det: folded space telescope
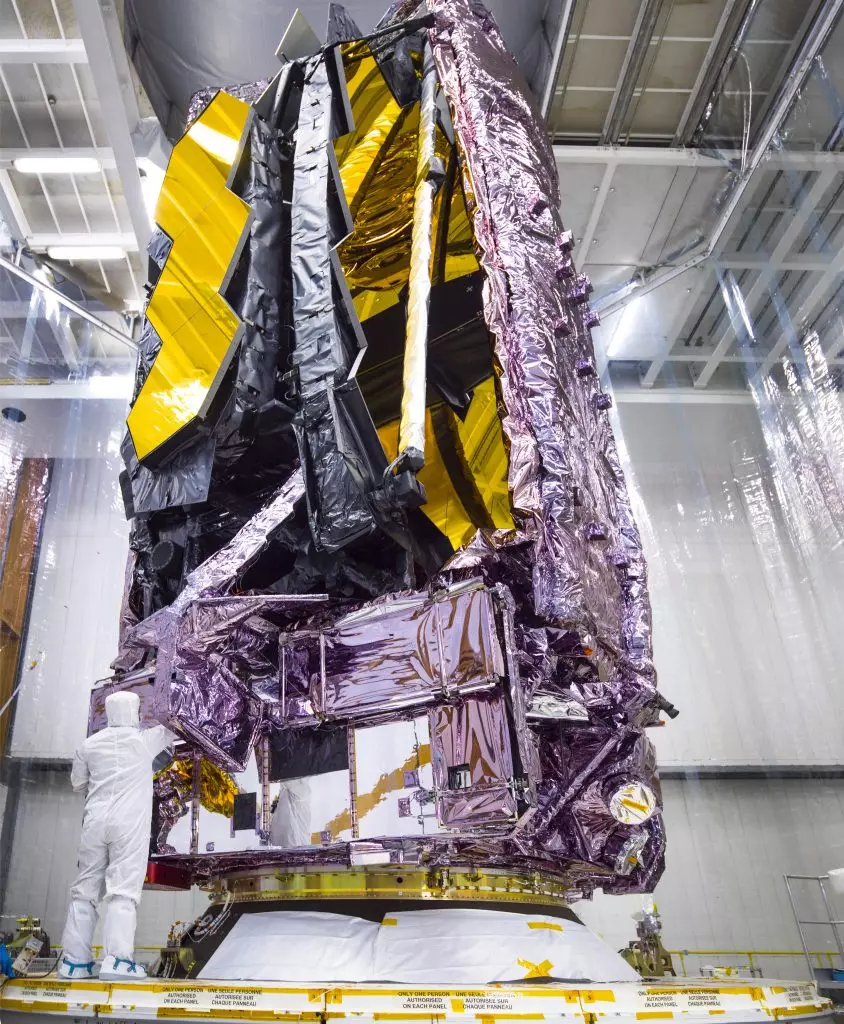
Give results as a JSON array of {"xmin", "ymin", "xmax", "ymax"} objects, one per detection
[{"xmin": 101, "ymin": 0, "xmax": 669, "ymax": 905}]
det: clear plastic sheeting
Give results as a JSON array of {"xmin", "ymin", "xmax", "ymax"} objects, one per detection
[{"xmin": 0, "ymin": 255, "xmax": 141, "ymax": 926}]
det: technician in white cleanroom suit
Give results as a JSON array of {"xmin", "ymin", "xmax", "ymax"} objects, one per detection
[{"xmin": 59, "ymin": 691, "xmax": 177, "ymax": 981}]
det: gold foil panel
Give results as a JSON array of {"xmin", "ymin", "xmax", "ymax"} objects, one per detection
[
  {"xmin": 379, "ymin": 378, "xmax": 513, "ymax": 547},
  {"xmin": 335, "ymin": 44, "xmax": 478, "ymax": 325},
  {"xmin": 127, "ymin": 90, "xmax": 252, "ymax": 462}
]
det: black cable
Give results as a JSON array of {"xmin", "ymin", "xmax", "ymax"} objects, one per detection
[{"xmin": 16, "ymin": 947, "xmax": 64, "ymax": 980}]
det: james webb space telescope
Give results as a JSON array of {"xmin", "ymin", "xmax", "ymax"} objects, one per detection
[{"xmin": 90, "ymin": 0, "xmax": 674, "ymax": 913}]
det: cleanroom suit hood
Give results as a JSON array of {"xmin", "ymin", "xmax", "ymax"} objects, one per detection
[{"xmin": 61, "ymin": 692, "xmax": 177, "ymax": 967}]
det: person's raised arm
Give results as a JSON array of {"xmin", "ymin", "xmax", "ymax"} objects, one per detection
[
  {"xmin": 141, "ymin": 723, "xmax": 180, "ymax": 759},
  {"xmin": 70, "ymin": 746, "xmax": 89, "ymax": 793}
]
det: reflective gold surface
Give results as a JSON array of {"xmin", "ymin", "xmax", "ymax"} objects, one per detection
[
  {"xmin": 379, "ymin": 379, "xmax": 513, "ymax": 548},
  {"xmin": 128, "ymin": 90, "xmax": 252, "ymax": 463},
  {"xmin": 209, "ymin": 865, "xmax": 573, "ymax": 907},
  {"xmin": 335, "ymin": 44, "xmax": 478, "ymax": 325},
  {"xmin": 156, "ymin": 756, "xmax": 240, "ymax": 817},
  {"xmin": 454, "ymin": 378, "xmax": 513, "ymax": 531}
]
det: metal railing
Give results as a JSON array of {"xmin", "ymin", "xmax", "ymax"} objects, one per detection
[
  {"xmin": 669, "ymin": 948, "xmax": 841, "ymax": 978},
  {"xmin": 784, "ymin": 873, "xmax": 844, "ymax": 980}
]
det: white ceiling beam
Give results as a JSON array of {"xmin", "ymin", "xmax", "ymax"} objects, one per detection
[
  {"xmin": 0, "ymin": 147, "xmax": 114, "ymax": 169},
  {"xmin": 553, "ymin": 145, "xmax": 844, "ymax": 172},
  {"xmin": 600, "ymin": 0, "xmax": 665, "ymax": 145},
  {"xmin": 73, "ymin": 0, "xmax": 150, "ymax": 255},
  {"xmin": 615, "ymin": 385, "xmax": 753, "ymax": 405},
  {"xmin": 0, "ymin": 378, "xmax": 133, "ymax": 400},
  {"xmin": 638, "ymin": 171, "xmax": 775, "ymax": 387},
  {"xmin": 755, "ymin": 245, "xmax": 844, "ymax": 376},
  {"xmin": 50, "ymin": 318, "xmax": 81, "ymax": 372},
  {"xmin": 0, "ymin": 168, "xmax": 30, "ymax": 242},
  {"xmin": 718, "ymin": 253, "xmax": 836, "ymax": 272},
  {"xmin": 0, "ymin": 38, "xmax": 87, "ymax": 63},
  {"xmin": 587, "ymin": 253, "xmax": 840, "ymax": 273},
  {"xmin": 655, "ymin": 352, "xmax": 844, "ymax": 365},
  {"xmin": 640, "ymin": 264, "xmax": 713, "ymax": 387},
  {"xmin": 695, "ymin": 168, "xmax": 839, "ymax": 388},
  {"xmin": 576, "ymin": 163, "xmax": 615, "ymax": 264},
  {"xmin": 540, "ymin": 0, "xmax": 576, "ymax": 120},
  {"xmin": 0, "ymin": 252, "xmax": 135, "ymax": 349},
  {"xmin": 0, "ymin": 268, "xmax": 74, "ymax": 372},
  {"xmin": 672, "ymin": 0, "xmax": 754, "ymax": 146},
  {"xmin": 26, "ymin": 231, "xmax": 138, "ymax": 251},
  {"xmin": 0, "ymin": 302, "xmax": 42, "ymax": 317}
]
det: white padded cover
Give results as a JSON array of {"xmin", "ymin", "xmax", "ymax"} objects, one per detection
[
  {"xmin": 198, "ymin": 907, "xmax": 637, "ymax": 984},
  {"xmin": 373, "ymin": 909, "xmax": 639, "ymax": 983},
  {"xmin": 198, "ymin": 911, "xmax": 379, "ymax": 982}
]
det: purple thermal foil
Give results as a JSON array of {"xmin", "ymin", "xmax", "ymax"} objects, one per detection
[
  {"xmin": 279, "ymin": 586, "xmax": 504, "ymax": 720},
  {"xmin": 108, "ymin": 0, "xmax": 668, "ymax": 899},
  {"xmin": 430, "ymin": 695, "xmax": 518, "ymax": 828},
  {"xmin": 428, "ymin": 0, "xmax": 654, "ymax": 671}
]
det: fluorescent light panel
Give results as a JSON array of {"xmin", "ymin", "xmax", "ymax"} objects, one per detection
[
  {"xmin": 13, "ymin": 156, "xmax": 101, "ymax": 175},
  {"xmin": 47, "ymin": 245, "xmax": 126, "ymax": 261}
]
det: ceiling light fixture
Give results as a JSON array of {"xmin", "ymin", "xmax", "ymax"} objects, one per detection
[
  {"xmin": 47, "ymin": 245, "xmax": 126, "ymax": 261},
  {"xmin": 13, "ymin": 156, "xmax": 101, "ymax": 175}
]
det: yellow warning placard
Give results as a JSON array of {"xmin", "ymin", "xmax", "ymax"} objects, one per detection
[
  {"xmin": 759, "ymin": 984, "xmax": 831, "ymax": 1018},
  {"xmin": 328, "ymin": 986, "xmax": 585, "ymax": 1020},
  {"xmin": 0, "ymin": 976, "xmax": 833, "ymax": 1022},
  {"xmin": 582, "ymin": 985, "xmax": 766, "ymax": 1020},
  {"xmin": 0, "ymin": 977, "xmax": 107, "ymax": 1015},
  {"xmin": 106, "ymin": 982, "xmax": 319, "ymax": 1020}
]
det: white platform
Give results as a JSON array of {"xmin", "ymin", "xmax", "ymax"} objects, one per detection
[{"xmin": 0, "ymin": 974, "xmax": 832, "ymax": 1024}]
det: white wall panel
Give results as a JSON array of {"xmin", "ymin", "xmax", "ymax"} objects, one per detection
[
  {"xmin": 9, "ymin": 453, "xmax": 129, "ymax": 760},
  {"xmin": 615, "ymin": 403, "xmax": 844, "ymax": 766}
]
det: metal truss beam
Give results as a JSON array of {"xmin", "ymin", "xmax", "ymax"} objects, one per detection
[
  {"xmin": 696, "ymin": 168, "xmax": 838, "ymax": 387},
  {"xmin": 0, "ymin": 252, "xmax": 135, "ymax": 349},
  {"xmin": 0, "ymin": 272, "xmax": 81, "ymax": 372},
  {"xmin": 0, "ymin": 38, "xmax": 87, "ymax": 63},
  {"xmin": 567, "ymin": 0, "xmax": 844, "ymax": 329},
  {"xmin": 25, "ymin": 231, "xmax": 138, "ymax": 251},
  {"xmin": 640, "ymin": 264, "xmax": 714, "ymax": 387},
  {"xmin": 638, "ymin": 168, "xmax": 779, "ymax": 387},
  {"xmin": 0, "ymin": 169, "xmax": 30, "ymax": 243},
  {"xmin": 576, "ymin": 163, "xmax": 615, "ymax": 263},
  {"xmin": 72, "ymin": 0, "xmax": 149, "ymax": 255},
  {"xmin": 756, "ymin": 241, "xmax": 844, "ymax": 376},
  {"xmin": 554, "ymin": 145, "xmax": 844, "ymax": 172},
  {"xmin": 748, "ymin": 0, "xmax": 827, "ymax": 149},
  {"xmin": 540, "ymin": 0, "xmax": 577, "ymax": 120},
  {"xmin": 600, "ymin": 0, "xmax": 665, "ymax": 144},
  {"xmin": 672, "ymin": 0, "xmax": 755, "ymax": 147},
  {"xmin": 49, "ymin": 317, "xmax": 81, "ymax": 371}
]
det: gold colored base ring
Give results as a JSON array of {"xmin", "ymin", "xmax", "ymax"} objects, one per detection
[{"xmin": 207, "ymin": 866, "xmax": 573, "ymax": 908}]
